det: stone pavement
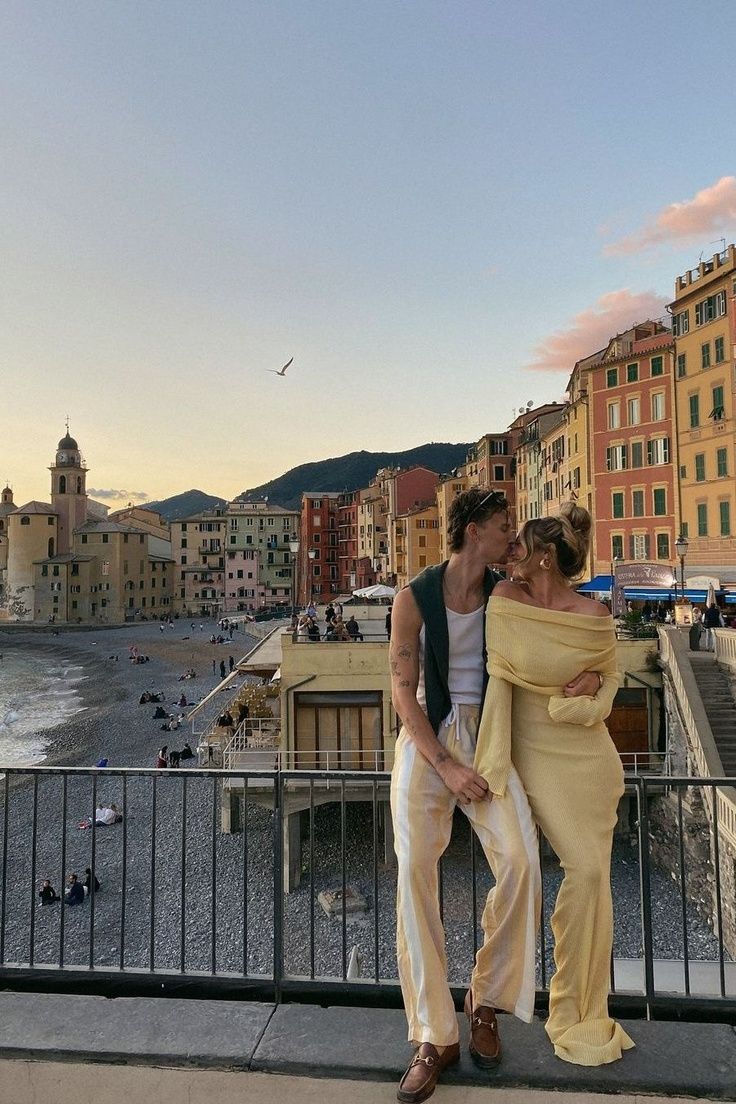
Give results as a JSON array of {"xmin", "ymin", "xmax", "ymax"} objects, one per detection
[
  {"xmin": 0, "ymin": 992, "xmax": 734, "ymax": 1101},
  {"xmin": 0, "ymin": 1065, "xmax": 726, "ymax": 1104}
]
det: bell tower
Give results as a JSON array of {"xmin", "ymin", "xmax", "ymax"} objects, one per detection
[{"xmin": 50, "ymin": 421, "xmax": 88, "ymax": 554}]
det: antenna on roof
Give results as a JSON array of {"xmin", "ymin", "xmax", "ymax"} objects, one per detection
[{"xmin": 711, "ymin": 237, "xmax": 726, "ymax": 252}]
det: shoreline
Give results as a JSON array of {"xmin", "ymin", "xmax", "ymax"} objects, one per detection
[{"xmin": 0, "ymin": 620, "xmax": 259, "ymax": 770}]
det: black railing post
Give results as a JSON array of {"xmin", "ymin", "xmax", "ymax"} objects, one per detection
[
  {"xmin": 273, "ymin": 771, "xmax": 284, "ymax": 1003},
  {"xmin": 636, "ymin": 777, "xmax": 656, "ymax": 1019}
]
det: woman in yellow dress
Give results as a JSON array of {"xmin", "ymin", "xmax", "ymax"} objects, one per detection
[{"xmin": 475, "ymin": 503, "xmax": 635, "ymax": 1066}]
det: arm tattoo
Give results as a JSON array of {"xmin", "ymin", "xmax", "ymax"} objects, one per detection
[
  {"xmin": 398, "ymin": 679, "xmax": 410, "ymax": 687},
  {"xmin": 397, "ymin": 644, "xmax": 413, "ymax": 660},
  {"xmin": 435, "ymin": 750, "xmax": 450, "ymax": 766}
]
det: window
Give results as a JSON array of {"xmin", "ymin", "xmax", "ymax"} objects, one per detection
[
  {"xmin": 695, "ymin": 453, "xmax": 705, "ymax": 482},
  {"xmin": 651, "ymin": 393, "xmax": 665, "ymax": 421},
  {"xmin": 612, "ymin": 492, "xmax": 624, "ymax": 519},
  {"xmin": 648, "ymin": 437, "xmax": 670, "ymax": 465},
  {"xmin": 720, "ymin": 501, "xmax": 731, "ymax": 536},
  {"xmin": 20, "ymin": 516, "xmax": 30, "ymax": 525},
  {"xmin": 81, "ymin": 533, "xmax": 87, "ymax": 543},
  {"xmin": 701, "ymin": 343, "xmax": 710, "ymax": 369},
  {"xmin": 656, "ymin": 533, "xmax": 670, "ymax": 559},
  {"xmin": 493, "ymin": 464, "xmax": 505, "ymax": 480},
  {"xmin": 717, "ymin": 448, "xmax": 728, "ymax": 477},
  {"xmin": 715, "ymin": 336, "xmax": 725, "ymax": 363},
  {"xmin": 711, "ymin": 385, "xmax": 725, "ymax": 420},
  {"xmin": 653, "ymin": 488, "xmax": 666, "ymax": 515},
  {"xmin": 697, "ymin": 503, "xmax": 708, "ymax": 536},
  {"xmin": 606, "ymin": 367, "xmax": 618, "ymax": 387},
  {"xmin": 611, "ymin": 535, "xmax": 624, "ymax": 559},
  {"xmin": 632, "ymin": 490, "xmax": 644, "ymax": 517},
  {"xmin": 606, "ymin": 444, "xmax": 627, "ymax": 471},
  {"xmin": 650, "ymin": 355, "xmax": 664, "ymax": 377},
  {"xmin": 607, "ymin": 401, "xmax": 620, "ymax": 429},
  {"xmin": 627, "ymin": 397, "xmax": 640, "ymax": 425},
  {"xmin": 695, "ymin": 290, "xmax": 726, "ymax": 325},
  {"xmin": 41, "ymin": 565, "xmax": 48, "ymax": 577},
  {"xmin": 671, "ymin": 309, "xmax": 689, "ymax": 337},
  {"xmin": 681, "ymin": 521, "xmax": 689, "ymax": 537},
  {"xmin": 626, "ymin": 362, "xmax": 638, "ymax": 382},
  {"xmin": 631, "ymin": 534, "xmax": 650, "ymax": 560},
  {"xmin": 677, "ymin": 353, "xmax": 687, "ymax": 378},
  {"xmin": 631, "ymin": 441, "xmax": 643, "ymax": 468},
  {"xmin": 689, "ymin": 394, "xmax": 700, "ymax": 427}
]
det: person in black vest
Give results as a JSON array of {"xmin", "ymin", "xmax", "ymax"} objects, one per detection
[{"xmin": 390, "ymin": 487, "xmax": 601, "ymax": 1102}]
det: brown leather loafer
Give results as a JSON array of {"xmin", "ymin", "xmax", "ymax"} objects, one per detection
[
  {"xmin": 464, "ymin": 989, "xmax": 502, "ymax": 1068},
  {"xmin": 397, "ymin": 1042, "xmax": 460, "ymax": 1103}
]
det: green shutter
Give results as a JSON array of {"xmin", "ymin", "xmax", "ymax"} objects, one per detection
[{"xmin": 720, "ymin": 501, "xmax": 731, "ymax": 536}]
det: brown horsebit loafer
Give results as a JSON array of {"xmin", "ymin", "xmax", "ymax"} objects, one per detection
[
  {"xmin": 464, "ymin": 989, "xmax": 502, "ymax": 1068},
  {"xmin": 397, "ymin": 1041, "xmax": 460, "ymax": 1103}
]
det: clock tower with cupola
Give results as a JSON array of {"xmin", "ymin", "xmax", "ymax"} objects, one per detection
[{"xmin": 50, "ymin": 425, "xmax": 88, "ymax": 554}]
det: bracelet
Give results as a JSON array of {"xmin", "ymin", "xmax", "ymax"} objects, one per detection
[{"xmin": 596, "ymin": 672, "xmax": 604, "ymax": 690}]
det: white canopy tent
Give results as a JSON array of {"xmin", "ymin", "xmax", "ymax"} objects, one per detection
[{"xmin": 352, "ymin": 584, "xmax": 396, "ymax": 600}]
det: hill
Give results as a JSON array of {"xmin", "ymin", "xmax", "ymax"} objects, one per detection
[
  {"xmin": 146, "ymin": 489, "xmax": 226, "ymax": 522},
  {"xmin": 237, "ymin": 442, "xmax": 472, "ymax": 510},
  {"xmin": 147, "ymin": 442, "xmax": 471, "ymax": 519}
]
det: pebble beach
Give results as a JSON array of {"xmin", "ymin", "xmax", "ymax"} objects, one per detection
[{"xmin": 0, "ymin": 621, "xmax": 726, "ymax": 987}]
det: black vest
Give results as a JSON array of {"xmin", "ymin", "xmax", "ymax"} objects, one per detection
[{"xmin": 409, "ymin": 561, "xmax": 500, "ymax": 735}]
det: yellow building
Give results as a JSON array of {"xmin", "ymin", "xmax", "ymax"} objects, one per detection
[
  {"xmin": 394, "ymin": 503, "xmax": 442, "ymax": 589},
  {"xmin": 670, "ymin": 244, "xmax": 736, "ymax": 573},
  {"xmin": 539, "ymin": 410, "xmax": 567, "ymax": 518}
]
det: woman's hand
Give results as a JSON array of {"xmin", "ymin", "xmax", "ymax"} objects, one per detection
[{"xmin": 563, "ymin": 670, "xmax": 601, "ymax": 697}]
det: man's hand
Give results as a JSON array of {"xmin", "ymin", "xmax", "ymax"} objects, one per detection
[
  {"xmin": 563, "ymin": 670, "xmax": 601, "ymax": 698},
  {"xmin": 435, "ymin": 751, "xmax": 491, "ymax": 804}
]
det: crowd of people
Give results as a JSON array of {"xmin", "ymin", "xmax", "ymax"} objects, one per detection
[{"xmin": 290, "ymin": 599, "xmax": 393, "ymax": 643}]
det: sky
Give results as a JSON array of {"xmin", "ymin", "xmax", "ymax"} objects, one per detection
[{"xmin": 2, "ymin": 1, "xmax": 736, "ymax": 506}]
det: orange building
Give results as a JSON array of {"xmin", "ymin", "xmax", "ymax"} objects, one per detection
[{"xmin": 589, "ymin": 322, "xmax": 678, "ymax": 577}]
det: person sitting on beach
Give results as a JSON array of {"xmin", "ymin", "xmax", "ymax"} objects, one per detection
[
  {"xmin": 177, "ymin": 693, "xmax": 188, "ymax": 708},
  {"xmin": 65, "ymin": 874, "xmax": 85, "ymax": 906},
  {"xmin": 153, "ymin": 705, "xmax": 168, "ymax": 719},
  {"xmin": 168, "ymin": 749, "xmax": 181, "ymax": 768},
  {"xmin": 96, "ymin": 757, "xmax": 109, "ymax": 768},
  {"xmin": 217, "ymin": 710, "xmax": 234, "ymax": 729},
  {"xmin": 156, "ymin": 746, "xmax": 168, "ymax": 768},
  {"xmin": 38, "ymin": 879, "xmax": 60, "ymax": 905},
  {"xmin": 179, "ymin": 742, "xmax": 194, "ymax": 761},
  {"xmin": 109, "ymin": 803, "xmax": 123, "ymax": 823},
  {"xmin": 83, "ymin": 868, "xmax": 100, "ymax": 895},
  {"xmin": 139, "ymin": 692, "xmax": 152, "ymax": 705}
]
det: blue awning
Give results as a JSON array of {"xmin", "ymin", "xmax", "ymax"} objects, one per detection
[
  {"xmin": 623, "ymin": 587, "xmax": 709, "ymax": 602},
  {"xmin": 578, "ymin": 574, "xmax": 613, "ymax": 592}
]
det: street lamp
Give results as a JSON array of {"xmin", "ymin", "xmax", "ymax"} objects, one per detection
[
  {"xmin": 288, "ymin": 533, "xmax": 300, "ymax": 612},
  {"xmin": 675, "ymin": 533, "xmax": 689, "ymax": 598}
]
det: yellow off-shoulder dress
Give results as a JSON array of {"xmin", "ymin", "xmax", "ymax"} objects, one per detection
[{"xmin": 474, "ymin": 596, "xmax": 635, "ymax": 1066}]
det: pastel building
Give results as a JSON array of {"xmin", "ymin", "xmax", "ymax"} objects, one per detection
[
  {"xmin": 670, "ymin": 244, "xmax": 736, "ymax": 575},
  {"xmin": 589, "ymin": 322, "xmax": 678, "ymax": 577}
]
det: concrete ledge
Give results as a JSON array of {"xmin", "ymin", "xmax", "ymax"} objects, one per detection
[
  {"xmin": 0, "ymin": 992, "xmax": 272, "ymax": 1068},
  {"xmin": 252, "ymin": 1004, "xmax": 736, "ymax": 1100},
  {"xmin": 0, "ymin": 992, "xmax": 735, "ymax": 1100}
]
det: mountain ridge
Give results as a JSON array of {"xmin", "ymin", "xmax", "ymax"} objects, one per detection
[{"xmin": 147, "ymin": 442, "xmax": 472, "ymax": 520}]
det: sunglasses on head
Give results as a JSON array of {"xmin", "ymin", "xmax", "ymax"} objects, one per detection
[{"xmin": 467, "ymin": 489, "xmax": 505, "ymax": 521}]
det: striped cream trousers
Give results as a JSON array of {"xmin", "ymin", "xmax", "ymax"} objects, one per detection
[{"xmin": 390, "ymin": 704, "xmax": 541, "ymax": 1046}]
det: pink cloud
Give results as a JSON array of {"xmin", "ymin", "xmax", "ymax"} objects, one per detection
[
  {"xmin": 526, "ymin": 288, "xmax": 668, "ymax": 372},
  {"xmin": 604, "ymin": 177, "xmax": 736, "ymax": 256}
]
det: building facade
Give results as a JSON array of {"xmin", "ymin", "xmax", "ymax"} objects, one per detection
[
  {"xmin": 671, "ymin": 245, "xmax": 736, "ymax": 574},
  {"xmin": 589, "ymin": 322, "xmax": 678, "ymax": 577}
]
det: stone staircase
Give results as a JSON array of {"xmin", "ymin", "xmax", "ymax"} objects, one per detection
[{"xmin": 690, "ymin": 652, "xmax": 736, "ymax": 774}]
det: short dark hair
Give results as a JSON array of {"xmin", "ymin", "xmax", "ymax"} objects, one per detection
[{"xmin": 447, "ymin": 487, "xmax": 508, "ymax": 553}]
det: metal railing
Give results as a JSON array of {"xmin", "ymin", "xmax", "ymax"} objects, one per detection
[{"xmin": 0, "ymin": 767, "xmax": 733, "ymax": 1019}]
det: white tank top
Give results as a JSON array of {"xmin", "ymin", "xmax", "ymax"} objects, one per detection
[{"xmin": 416, "ymin": 605, "xmax": 485, "ymax": 709}]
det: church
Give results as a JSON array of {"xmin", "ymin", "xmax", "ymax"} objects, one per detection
[{"xmin": 0, "ymin": 428, "xmax": 173, "ymax": 623}]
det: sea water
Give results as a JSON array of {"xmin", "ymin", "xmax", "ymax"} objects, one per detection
[{"xmin": 0, "ymin": 648, "xmax": 88, "ymax": 766}]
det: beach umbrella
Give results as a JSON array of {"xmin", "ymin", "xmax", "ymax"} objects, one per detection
[{"xmin": 352, "ymin": 584, "xmax": 396, "ymax": 600}]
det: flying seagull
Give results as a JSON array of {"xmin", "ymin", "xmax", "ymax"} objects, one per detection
[{"xmin": 267, "ymin": 356, "xmax": 293, "ymax": 376}]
